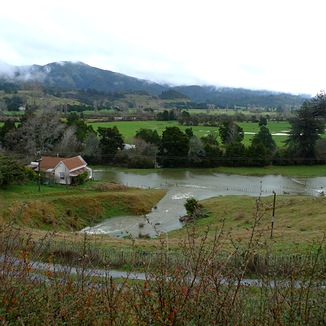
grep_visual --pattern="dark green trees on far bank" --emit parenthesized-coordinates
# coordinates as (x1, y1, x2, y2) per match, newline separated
(98, 126, 125, 164)
(159, 127, 189, 167)
(0, 92, 325, 169)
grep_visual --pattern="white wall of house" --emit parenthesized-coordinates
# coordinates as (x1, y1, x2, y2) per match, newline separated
(55, 162, 71, 185)
(40, 157, 92, 185)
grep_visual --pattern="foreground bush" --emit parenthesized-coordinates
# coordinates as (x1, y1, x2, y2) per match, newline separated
(1, 207, 325, 325)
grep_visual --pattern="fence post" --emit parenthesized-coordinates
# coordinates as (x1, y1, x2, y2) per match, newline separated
(270, 191, 276, 238)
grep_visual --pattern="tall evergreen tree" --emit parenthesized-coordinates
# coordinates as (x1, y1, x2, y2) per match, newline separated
(135, 128, 161, 146)
(224, 142, 246, 167)
(285, 93, 325, 162)
(159, 126, 189, 167)
(202, 142, 223, 167)
(247, 142, 268, 167)
(98, 126, 124, 163)
(251, 125, 276, 153)
(0, 120, 16, 149)
(66, 112, 94, 142)
(0, 155, 32, 186)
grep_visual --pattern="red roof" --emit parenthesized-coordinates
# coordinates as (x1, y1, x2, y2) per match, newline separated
(69, 167, 88, 176)
(40, 156, 87, 171)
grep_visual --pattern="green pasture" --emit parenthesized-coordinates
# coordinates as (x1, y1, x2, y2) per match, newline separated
(1, 118, 324, 148)
(0, 119, 293, 146)
(90, 120, 179, 143)
(89, 120, 291, 146)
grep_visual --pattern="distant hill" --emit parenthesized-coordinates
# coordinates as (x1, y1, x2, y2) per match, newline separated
(0, 61, 166, 95)
(173, 85, 309, 108)
(0, 61, 309, 108)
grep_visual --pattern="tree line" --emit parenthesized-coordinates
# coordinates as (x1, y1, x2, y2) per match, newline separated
(0, 92, 325, 185)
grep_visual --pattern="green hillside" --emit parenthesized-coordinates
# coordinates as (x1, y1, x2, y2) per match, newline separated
(0, 61, 309, 108)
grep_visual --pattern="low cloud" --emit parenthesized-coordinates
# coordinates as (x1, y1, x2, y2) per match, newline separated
(0, 61, 15, 79)
(0, 61, 47, 83)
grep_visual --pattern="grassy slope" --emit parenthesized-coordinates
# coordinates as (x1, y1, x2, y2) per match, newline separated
(0, 182, 166, 232)
(1, 179, 325, 253)
(168, 195, 326, 252)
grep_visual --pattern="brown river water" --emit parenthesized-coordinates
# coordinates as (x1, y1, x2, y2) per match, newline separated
(81, 169, 326, 238)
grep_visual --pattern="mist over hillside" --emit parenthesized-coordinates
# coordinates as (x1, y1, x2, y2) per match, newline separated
(0, 61, 310, 107)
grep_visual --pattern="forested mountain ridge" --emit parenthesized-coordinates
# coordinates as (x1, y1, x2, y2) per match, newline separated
(0, 61, 166, 95)
(173, 85, 310, 108)
(0, 61, 310, 108)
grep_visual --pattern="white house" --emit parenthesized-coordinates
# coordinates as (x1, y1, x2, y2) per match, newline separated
(31, 155, 92, 185)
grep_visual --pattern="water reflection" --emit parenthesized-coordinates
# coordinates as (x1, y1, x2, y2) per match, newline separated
(81, 169, 326, 238)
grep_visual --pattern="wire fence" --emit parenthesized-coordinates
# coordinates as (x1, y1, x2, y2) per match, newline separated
(35, 239, 326, 277)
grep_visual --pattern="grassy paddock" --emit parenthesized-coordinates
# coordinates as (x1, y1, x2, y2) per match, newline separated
(1, 118, 322, 146)
(89, 120, 291, 146)
(181, 195, 326, 251)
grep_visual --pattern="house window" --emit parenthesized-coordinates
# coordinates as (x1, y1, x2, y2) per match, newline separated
(59, 172, 65, 180)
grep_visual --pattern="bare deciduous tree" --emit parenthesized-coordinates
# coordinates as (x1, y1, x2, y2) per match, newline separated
(5, 110, 65, 160)
(53, 126, 82, 157)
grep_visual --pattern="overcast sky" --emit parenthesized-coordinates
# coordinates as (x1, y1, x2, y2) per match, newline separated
(0, 0, 325, 95)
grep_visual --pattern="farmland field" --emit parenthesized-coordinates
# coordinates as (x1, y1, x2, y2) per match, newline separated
(89, 120, 291, 146)
(2, 117, 324, 147)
